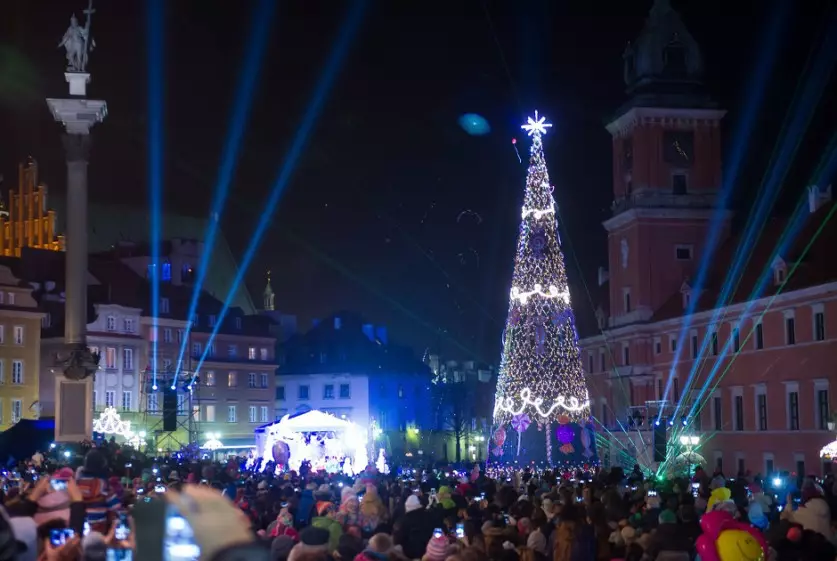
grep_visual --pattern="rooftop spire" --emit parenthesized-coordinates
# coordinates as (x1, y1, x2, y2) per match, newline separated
(263, 269, 275, 311)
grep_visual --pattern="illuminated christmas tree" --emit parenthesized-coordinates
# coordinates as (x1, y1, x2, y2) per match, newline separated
(492, 112, 596, 467)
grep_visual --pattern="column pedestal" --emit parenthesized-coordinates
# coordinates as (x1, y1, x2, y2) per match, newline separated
(54, 375, 93, 442)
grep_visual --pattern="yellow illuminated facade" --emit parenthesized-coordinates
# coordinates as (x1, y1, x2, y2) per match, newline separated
(0, 158, 64, 256)
(0, 265, 45, 431)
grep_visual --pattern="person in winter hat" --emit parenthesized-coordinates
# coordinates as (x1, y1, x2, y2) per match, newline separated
(643, 510, 691, 560)
(781, 487, 832, 538)
(334, 490, 360, 528)
(334, 534, 363, 561)
(269, 508, 299, 541)
(311, 502, 342, 551)
(747, 502, 769, 530)
(288, 526, 330, 561)
(393, 495, 434, 560)
(422, 535, 449, 561)
(75, 450, 119, 532)
(354, 533, 393, 561)
(271, 535, 295, 561)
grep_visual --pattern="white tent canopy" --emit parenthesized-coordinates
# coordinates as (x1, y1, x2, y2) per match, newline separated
(275, 410, 352, 433)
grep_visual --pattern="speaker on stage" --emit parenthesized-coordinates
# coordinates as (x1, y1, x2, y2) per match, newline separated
(653, 419, 667, 463)
(163, 388, 178, 432)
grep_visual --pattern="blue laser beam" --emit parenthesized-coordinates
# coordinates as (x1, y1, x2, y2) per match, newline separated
(655, 0, 790, 423)
(665, 9, 837, 422)
(147, 0, 164, 390)
(686, 197, 812, 420)
(190, 0, 368, 382)
(685, 137, 837, 422)
(174, 0, 276, 378)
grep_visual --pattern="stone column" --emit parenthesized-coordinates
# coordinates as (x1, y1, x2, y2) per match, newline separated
(47, 73, 107, 441)
(62, 133, 90, 346)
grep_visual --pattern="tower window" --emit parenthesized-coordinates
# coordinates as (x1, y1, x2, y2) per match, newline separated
(664, 41, 687, 74)
(181, 264, 195, 284)
(675, 246, 693, 260)
(162, 261, 172, 282)
(672, 174, 688, 195)
(623, 288, 631, 314)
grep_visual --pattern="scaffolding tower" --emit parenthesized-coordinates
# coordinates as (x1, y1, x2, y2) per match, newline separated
(139, 364, 201, 454)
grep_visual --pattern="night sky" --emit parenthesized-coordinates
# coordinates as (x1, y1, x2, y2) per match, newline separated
(1, 0, 834, 363)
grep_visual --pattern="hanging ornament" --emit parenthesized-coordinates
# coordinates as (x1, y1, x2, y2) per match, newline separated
(545, 421, 553, 467)
(527, 313, 547, 355)
(530, 227, 547, 259)
(581, 425, 594, 459)
(559, 443, 575, 455)
(511, 413, 531, 433)
(557, 424, 574, 444)
(491, 446, 504, 457)
(557, 414, 570, 425)
(493, 426, 507, 447)
(509, 307, 522, 327)
(511, 413, 531, 457)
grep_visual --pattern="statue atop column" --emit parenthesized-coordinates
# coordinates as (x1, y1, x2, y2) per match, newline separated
(58, 0, 96, 73)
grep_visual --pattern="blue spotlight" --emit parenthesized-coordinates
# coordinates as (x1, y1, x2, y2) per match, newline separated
(656, 0, 790, 424)
(147, 0, 164, 391)
(654, 420, 660, 426)
(191, 0, 368, 383)
(667, 9, 837, 423)
(687, 198, 813, 418)
(152, 384, 158, 391)
(170, 384, 176, 391)
(174, 0, 276, 377)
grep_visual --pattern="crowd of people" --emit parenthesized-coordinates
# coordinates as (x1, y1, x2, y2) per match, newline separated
(2, 442, 837, 561)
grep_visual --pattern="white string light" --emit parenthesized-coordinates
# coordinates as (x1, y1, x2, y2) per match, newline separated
(92, 407, 132, 436)
(495, 388, 590, 418)
(522, 204, 555, 220)
(510, 284, 570, 305)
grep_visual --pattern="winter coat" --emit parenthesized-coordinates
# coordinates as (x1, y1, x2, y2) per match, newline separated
(296, 490, 316, 527)
(311, 516, 343, 552)
(781, 497, 832, 538)
(393, 508, 435, 560)
(643, 524, 692, 560)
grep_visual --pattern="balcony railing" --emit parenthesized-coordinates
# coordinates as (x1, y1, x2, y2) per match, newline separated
(611, 191, 718, 215)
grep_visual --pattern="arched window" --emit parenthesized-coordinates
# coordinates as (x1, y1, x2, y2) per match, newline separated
(162, 261, 172, 282)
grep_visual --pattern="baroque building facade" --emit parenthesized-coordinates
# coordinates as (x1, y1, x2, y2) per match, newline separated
(580, 0, 836, 476)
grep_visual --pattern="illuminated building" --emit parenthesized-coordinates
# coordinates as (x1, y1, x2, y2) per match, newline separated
(0, 158, 64, 256)
(0, 261, 45, 431)
(581, 0, 836, 476)
(278, 313, 431, 458)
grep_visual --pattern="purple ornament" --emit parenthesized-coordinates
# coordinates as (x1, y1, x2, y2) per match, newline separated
(557, 424, 574, 444)
(511, 413, 531, 433)
(492, 446, 504, 457)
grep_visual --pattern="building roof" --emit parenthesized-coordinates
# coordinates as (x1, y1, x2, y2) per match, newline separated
(652, 203, 837, 322)
(8, 247, 275, 339)
(281, 311, 429, 376)
(49, 195, 255, 315)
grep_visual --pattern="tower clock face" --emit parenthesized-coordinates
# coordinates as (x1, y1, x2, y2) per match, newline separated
(663, 131, 693, 167)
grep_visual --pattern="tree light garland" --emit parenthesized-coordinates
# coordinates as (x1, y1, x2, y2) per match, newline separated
(510, 284, 570, 305)
(495, 388, 590, 417)
(494, 111, 592, 426)
(521, 204, 555, 220)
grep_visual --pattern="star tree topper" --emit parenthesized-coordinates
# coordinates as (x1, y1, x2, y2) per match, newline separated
(521, 111, 552, 137)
